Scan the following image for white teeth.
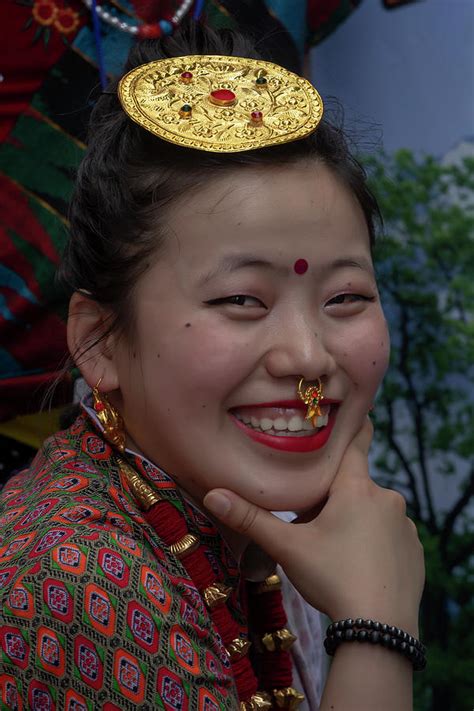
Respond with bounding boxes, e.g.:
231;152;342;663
288;415;304;431
234;406;331;434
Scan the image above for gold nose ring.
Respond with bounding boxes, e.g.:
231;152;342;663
297;377;323;425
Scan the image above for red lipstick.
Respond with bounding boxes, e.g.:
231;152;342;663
230;404;338;453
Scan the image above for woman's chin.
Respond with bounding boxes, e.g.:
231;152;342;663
245;489;330;515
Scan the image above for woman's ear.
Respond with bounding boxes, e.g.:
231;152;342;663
67;292;120;392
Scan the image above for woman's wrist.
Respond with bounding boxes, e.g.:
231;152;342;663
324;617;426;671
320;640;414;711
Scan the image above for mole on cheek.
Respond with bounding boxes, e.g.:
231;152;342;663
372;360;377;366
185;323;192;328
156;353;160;358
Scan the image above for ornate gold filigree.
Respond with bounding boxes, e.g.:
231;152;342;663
203;581;232;609
169;533;199;558
273;687;305;709
261;627;297;652
92;383;126;452
227;637;251;660
118;55;323;153
240;691;273;710
120;461;161;511
297;377;323;424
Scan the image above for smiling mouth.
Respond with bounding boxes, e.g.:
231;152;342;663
229;401;339;453
233;406;330;437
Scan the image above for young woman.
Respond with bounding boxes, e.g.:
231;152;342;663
0;23;425;711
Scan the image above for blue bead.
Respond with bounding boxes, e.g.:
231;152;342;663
159;20;173;35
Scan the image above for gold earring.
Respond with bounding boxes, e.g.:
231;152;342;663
297;377;323;425
92;378;126;452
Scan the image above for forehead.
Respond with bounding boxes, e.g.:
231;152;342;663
163;162;370;266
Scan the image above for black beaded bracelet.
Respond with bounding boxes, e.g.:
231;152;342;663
324;618;427;671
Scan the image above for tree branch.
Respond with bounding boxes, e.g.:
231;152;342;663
440;465;474;563
398;302;438;531
383;398;422;520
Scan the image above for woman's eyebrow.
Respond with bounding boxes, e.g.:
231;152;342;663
197;254;286;286
328;257;375;275
197;254;374;286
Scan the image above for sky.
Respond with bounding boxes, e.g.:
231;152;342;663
310;0;474;156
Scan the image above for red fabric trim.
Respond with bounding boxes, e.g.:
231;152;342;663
144;499;258;702
0;0;86;142
0;370;72;422
143;496;296;703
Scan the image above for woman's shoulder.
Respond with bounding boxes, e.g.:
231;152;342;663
0;413;195;610
0;419;236;707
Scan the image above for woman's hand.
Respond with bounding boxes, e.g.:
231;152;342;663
203;418;425;636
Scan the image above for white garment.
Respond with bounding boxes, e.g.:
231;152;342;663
273;511;327;710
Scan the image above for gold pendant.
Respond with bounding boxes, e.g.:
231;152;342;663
203;582;232;609
273;687;305;709
297;377;323;425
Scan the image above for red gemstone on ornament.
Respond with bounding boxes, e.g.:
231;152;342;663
294;258;309;275
180;71;193;83
94;402;106;412
137;23;162;40
209;89;236;106
250;110;263;124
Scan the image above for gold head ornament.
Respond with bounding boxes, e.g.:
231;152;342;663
297;377;323;425
118;55;323;153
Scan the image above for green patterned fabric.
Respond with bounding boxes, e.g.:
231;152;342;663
0;407;244;709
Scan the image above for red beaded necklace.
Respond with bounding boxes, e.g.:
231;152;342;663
90;388;304;708
120;457;304;710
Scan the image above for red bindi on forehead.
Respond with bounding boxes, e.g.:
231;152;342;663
293;258;309;275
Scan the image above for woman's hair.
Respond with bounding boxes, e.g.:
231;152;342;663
59;21;381;341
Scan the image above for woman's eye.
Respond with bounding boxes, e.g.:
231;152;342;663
205;295;266;308
326;293;375;306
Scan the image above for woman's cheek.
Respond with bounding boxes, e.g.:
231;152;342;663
156;323;254;395
354;322;390;392
335;317;390;393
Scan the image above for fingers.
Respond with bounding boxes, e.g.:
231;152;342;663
329;417;374;492
203;489;291;560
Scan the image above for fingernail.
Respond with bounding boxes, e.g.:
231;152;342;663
204;492;231;517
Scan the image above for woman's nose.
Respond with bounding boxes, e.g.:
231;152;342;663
263;315;336;382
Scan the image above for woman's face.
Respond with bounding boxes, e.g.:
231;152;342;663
111;162;390;511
